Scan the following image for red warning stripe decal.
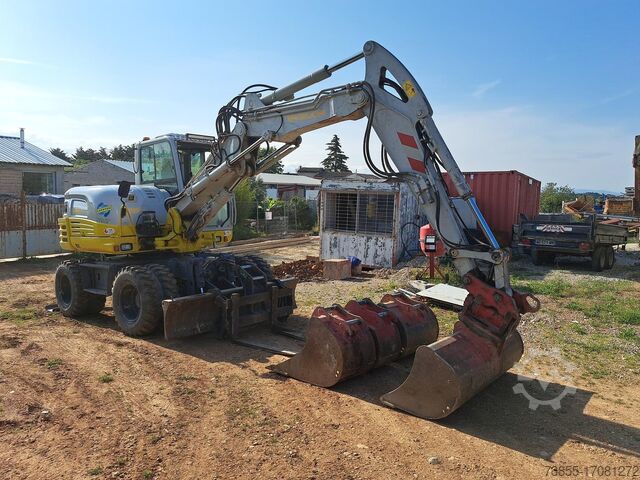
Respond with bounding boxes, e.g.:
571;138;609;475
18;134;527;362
397;132;418;149
407;157;425;173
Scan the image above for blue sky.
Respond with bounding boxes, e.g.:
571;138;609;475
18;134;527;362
0;0;637;191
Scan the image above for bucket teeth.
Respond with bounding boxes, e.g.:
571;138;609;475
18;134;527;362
275;293;439;387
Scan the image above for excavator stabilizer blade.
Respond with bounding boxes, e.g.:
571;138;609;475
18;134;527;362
380;323;523;419
162;293;225;340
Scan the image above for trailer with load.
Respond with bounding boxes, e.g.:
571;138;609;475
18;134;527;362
517;213;628;270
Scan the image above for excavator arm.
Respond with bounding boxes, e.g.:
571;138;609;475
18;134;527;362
169;40;538;332
165;41;540;418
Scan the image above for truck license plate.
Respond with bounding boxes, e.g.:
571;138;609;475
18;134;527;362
535;239;555;246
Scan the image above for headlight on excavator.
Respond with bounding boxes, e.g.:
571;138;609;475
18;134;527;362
120;243;133;251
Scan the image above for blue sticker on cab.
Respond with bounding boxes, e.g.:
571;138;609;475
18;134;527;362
96;202;112;218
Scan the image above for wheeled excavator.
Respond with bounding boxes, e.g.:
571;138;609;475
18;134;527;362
55;41;540;420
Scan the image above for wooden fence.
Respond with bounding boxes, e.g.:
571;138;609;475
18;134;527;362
0;193;65;259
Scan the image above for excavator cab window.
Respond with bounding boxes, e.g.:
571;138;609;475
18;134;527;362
177;147;206;185
140;141;179;194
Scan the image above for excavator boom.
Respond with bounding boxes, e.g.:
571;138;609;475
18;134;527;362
161;41;541;419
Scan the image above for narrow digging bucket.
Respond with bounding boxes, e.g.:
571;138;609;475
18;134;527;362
343;299;404;366
274;306;377;387
379;293;439;355
380;322;523;419
275;293;439;387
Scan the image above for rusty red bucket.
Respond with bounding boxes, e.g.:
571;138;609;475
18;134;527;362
379;293;439;355
274;305;377;387
275;293;439;387
380;321;524;419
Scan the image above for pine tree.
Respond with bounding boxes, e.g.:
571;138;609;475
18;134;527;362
49;147;69;161
110;144;135;161
321;135;350;172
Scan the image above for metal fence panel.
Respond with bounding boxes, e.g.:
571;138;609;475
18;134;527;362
236;198;319;236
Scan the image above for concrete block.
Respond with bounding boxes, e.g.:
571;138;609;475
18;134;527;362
323;259;351;280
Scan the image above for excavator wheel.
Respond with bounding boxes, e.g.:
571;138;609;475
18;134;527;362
147;264;180;299
55;261;106;316
112;266;163;336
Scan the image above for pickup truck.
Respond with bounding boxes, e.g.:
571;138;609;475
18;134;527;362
517;213;628;271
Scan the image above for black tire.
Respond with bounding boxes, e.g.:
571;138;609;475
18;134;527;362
531;248;555;266
147;264;180;299
545;252;556;265
530;247;542;266
591;247;606;272
112;266;163;336
55;261;106;316
604;246;615;270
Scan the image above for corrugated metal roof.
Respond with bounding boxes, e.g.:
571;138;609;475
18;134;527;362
257;173;321;187
0;136;71;166
105;159;135;172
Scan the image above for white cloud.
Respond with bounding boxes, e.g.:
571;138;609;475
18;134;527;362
600;88;636;105
435;106;633;191
0;57;36;65
0;77;632;192
0;81;150;106
472;79;501;98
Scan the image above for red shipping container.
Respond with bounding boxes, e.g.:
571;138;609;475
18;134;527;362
442;170;541;246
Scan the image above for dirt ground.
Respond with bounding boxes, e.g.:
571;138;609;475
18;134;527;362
0;240;639;479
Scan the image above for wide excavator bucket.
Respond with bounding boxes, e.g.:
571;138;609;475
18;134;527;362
275;293;439;387
380;322;524;419
275;306;377;387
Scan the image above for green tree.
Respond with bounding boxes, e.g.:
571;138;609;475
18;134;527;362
258;146;284;174
98;146;110;159
232;178;266;240
540;183;576;213
73;147;101;163
321;135;350;172
49;147;70;161
111;144;135;161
